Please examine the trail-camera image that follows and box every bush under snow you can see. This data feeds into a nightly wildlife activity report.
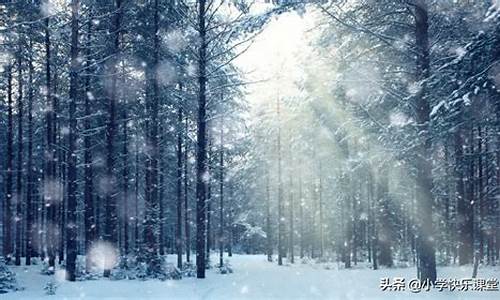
[0,258,22,294]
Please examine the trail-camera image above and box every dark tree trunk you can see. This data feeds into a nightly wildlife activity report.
[195,0,208,279]
[176,105,183,269]
[65,0,80,281]
[134,137,140,250]
[84,21,96,272]
[206,138,212,266]
[413,0,437,282]
[455,104,473,265]
[288,172,294,264]
[15,38,24,267]
[184,116,191,263]
[368,168,378,270]
[218,119,224,267]
[57,112,65,265]
[377,164,393,267]
[25,37,34,266]
[496,88,500,262]
[158,119,165,256]
[143,0,160,271]
[477,125,484,262]
[122,104,129,255]
[44,17,57,270]
[4,64,13,263]
[227,184,233,257]
[104,0,122,277]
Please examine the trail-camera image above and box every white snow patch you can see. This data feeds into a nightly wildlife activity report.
[7,255,500,300]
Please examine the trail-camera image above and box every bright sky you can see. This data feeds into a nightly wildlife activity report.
[234,11,315,111]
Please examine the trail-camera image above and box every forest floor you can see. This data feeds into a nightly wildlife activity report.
[5,254,500,299]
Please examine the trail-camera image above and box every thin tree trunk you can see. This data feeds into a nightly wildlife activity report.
[368,168,378,270]
[134,136,140,250]
[4,64,13,263]
[25,37,34,266]
[65,0,80,281]
[318,165,323,259]
[122,84,129,255]
[195,0,208,279]
[277,95,284,266]
[289,170,294,263]
[299,167,304,259]
[227,184,233,257]
[15,37,24,266]
[158,122,165,256]
[176,105,183,269]
[455,107,472,265]
[44,17,57,270]
[219,119,224,267]
[266,169,272,262]
[184,116,191,263]
[206,138,212,266]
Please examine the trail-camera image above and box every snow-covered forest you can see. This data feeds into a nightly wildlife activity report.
[0,0,499,299]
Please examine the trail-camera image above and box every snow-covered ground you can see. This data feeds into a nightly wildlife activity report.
[5,254,499,299]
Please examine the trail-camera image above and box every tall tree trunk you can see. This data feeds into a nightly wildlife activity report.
[134,136,140,250]
[227,184,233,257]
[455,114,472,265]
[206,138,212,265]
[288,171,294,263]
[144,0,161,271]
[299,168,304,259]
[277,95,284,266]
[478,125,484,262]
[176,105,183,269]
[122,64,129,255]
[58,115,65,265]
[218,119,224,267]
[158,119,165,256]
[104,0,122,277]
[83,21,95,271]
[66,0,80,281]
[266,169,272,262]
[44,17,57,270]
[4,64,13,263]
[25,37,34,266]
[15,38,24,266]
[413,0,436,282]
[184,116,191,263]
[377,164,393,267]
[465,123,476,260]
[318,165,323,258]
[368,168,378,270]
[195,0,208,279]
[496,87,500,262]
